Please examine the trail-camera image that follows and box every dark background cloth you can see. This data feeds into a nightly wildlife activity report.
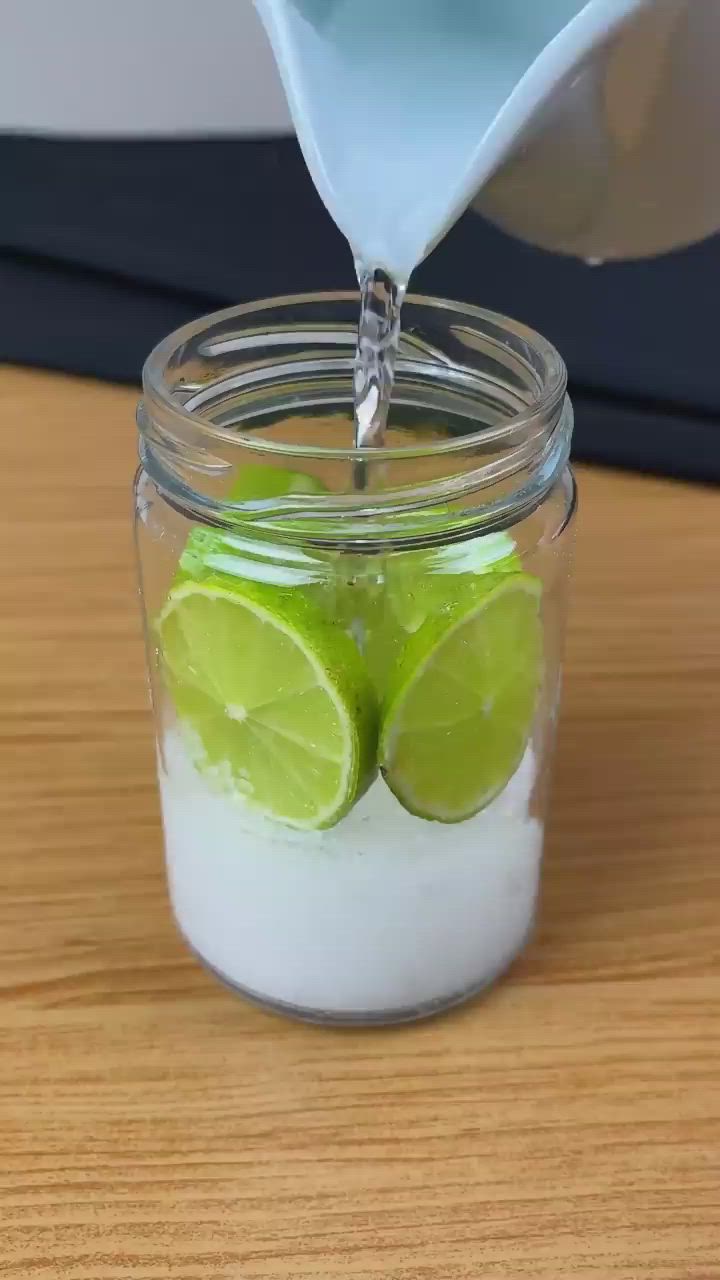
[1,133,718,483]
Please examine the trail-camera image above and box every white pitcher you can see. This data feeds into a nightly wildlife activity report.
[256,0,720,268]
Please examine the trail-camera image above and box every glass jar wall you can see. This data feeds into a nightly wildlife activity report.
[135,293,575,1024]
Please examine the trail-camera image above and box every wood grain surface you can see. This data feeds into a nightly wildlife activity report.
[2,365,719,1280]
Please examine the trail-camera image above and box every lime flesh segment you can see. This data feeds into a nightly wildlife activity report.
[159,576,377,830]
[379,575,542,823]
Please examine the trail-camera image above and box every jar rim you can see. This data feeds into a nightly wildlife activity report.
[142,290,567,463]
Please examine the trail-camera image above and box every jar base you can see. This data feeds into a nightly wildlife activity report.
[186,933,533,1028]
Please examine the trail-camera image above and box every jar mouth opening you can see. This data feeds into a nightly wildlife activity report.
[142,290,567,462]
[139,291,572,544]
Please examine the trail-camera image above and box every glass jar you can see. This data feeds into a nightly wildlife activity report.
[135,293,575,1026]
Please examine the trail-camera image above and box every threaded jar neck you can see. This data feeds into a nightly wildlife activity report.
[138,292,571,549]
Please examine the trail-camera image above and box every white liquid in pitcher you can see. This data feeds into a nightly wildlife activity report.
[256,0,644,448]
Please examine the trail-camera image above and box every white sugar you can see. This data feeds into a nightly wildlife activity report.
[159,728,543,1017]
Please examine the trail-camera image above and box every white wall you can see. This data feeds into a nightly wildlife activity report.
[0,0,291,134]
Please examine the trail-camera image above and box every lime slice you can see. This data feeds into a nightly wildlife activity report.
[179,465,328,583]
[363,530,521,696]
[228,463,328,502]
[384,531,520,633]
[159,576,377,830]
[379,575,542,823]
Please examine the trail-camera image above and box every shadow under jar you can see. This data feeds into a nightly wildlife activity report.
[135,292,576,1026]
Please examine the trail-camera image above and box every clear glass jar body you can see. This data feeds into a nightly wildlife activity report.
[135,294,575,1025]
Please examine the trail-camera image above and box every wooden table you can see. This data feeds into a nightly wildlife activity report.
[3,366,719,1280]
